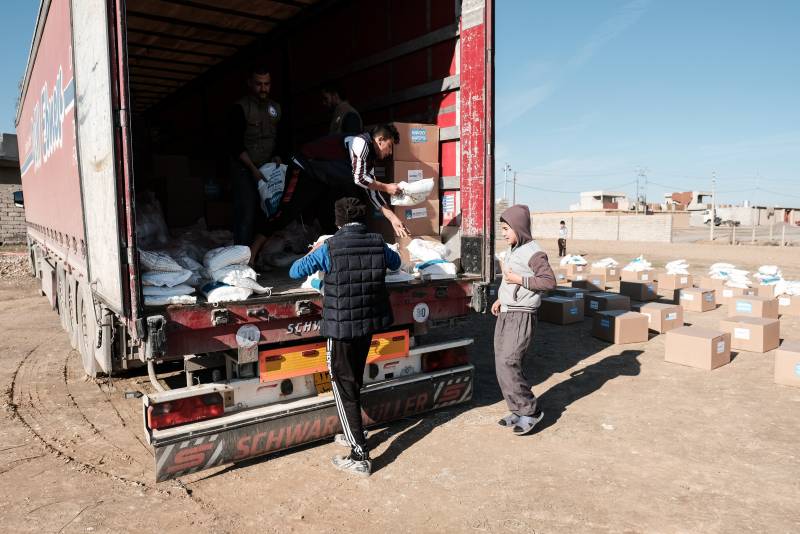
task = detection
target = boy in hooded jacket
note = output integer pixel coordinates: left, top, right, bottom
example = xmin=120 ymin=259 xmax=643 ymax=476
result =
xmin=492 ymin=205 xmax=557 ymax=435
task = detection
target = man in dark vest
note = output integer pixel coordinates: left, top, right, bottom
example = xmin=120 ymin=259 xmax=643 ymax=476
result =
xmin=227 ymin=65 xmax=282 ymax=248
xmin=289 ymin=197 xmax=401 ymax=477
xmin=322 ymin=83 xmax=363 ymax=135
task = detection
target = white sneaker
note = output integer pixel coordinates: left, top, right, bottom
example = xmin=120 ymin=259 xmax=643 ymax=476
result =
xmin=331 ymin=454 xmax=371 ymax=477
xmin=513 ymin=411 xmax=544 ymax=436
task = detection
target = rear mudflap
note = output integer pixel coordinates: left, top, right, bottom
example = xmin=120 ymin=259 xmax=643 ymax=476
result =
xmin=151 ymin=365 xmax=474 ymax=482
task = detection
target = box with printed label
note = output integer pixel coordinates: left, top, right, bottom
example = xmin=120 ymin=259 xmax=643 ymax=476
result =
xmin=665 ymin=326 xmax=731 ymax=370
xmin=728 ymin=295 xmax=779 ymax=319
xmin=554 ymin=267 xmax=571 ymax=285
xmin=441 ymin=190 xmax=459 ymax=226
xmin=633 ymin=302 xmax=684 ymax=333
xmin=553 ymin=287 xmax=586 ymax=300
xmin=390 ymin=122 xmax=439 ymax=162
xmin=572 ymin=274 xmax=606 ymax=292
xmin=592 ymin=310 xmax=649 ymax=344
xmin=777 ymin=294 xmax=800 ymax=316
xmin=699 ymin=276 xmax=726 ymax=292
xmin=680 ymin=288 xmax=716 ymax=312
xmin=774 ymin=341 xmax=800 ymax=387
xmin=584 ymin=292 xmax=630 ymax=317
xmin=621 ymin=270 xmax=653 ymax=282
xmin=592 ymin=265 xmax=620 ymax=282
xmin=757 ymin=284 xmax=776 ymax=298
xmin=565 ymin=264 xmax=587 ymax=278
xmin=539 ymin=296 xmax=584 ymax=325
xmin=620 ymin=281 xmax=658 ymax=302
xmin=659 ymin=273 xmax=693 ymax=291
xmin=718 ymin=286 xmax=756 ymax=306
xmin=396 ymin=202 xmax=440 ymax=236
xmin=720 ymin=316 xmax=780 ymax=353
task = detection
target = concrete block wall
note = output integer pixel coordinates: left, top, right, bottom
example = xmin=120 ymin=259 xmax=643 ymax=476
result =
xmin=618 ymin=214 xmax=672 ymax=242
xmin=0 ymin=184 xmax=26 ymax=245
xmin=529 ymin=213 xmax=673 ymax=243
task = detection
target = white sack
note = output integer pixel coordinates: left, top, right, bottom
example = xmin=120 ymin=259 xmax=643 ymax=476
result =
xmin=139 ymin=249 xmax=184 ymax=272
xmin=665 ymin=259 xmax=690 ymax=275
xmin=592 ymin=257 xmax=619 ymax=268
xmin=145 ymin=294 xmax=197 ymax=306
xmin=202 ymin=282 xmax=253 ymax=304
xmin=386 ymin=270 xmax=415 ymax=283
xmin=391 ymin=179 xmax=435 ymax=206
xmin=142 ymin=268 xmax=193 ymax=288
xmin=416 ymin=260 xmax=457 ymax=280
xmin=407 ymin=238 xmax=447 ymax=263
xmin=623 ymin=255 xmax=653 ymax=272
xmin=204 ymin=245 xmax=251 ymax=272
xmin=211 ymin=264 xmax=272 ymax=295
xmin=142 ymin=284 xmax=195 ymax=297
xmin=257 ymin=163 xmax=288 ymax=218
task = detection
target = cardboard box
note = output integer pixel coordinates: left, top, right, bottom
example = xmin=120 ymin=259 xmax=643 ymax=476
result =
xmin=572 ymin=274 xmax=606 ymax=292
xmin=394 ymin=235 xmax=442 ymax=265
xmin=757 ymin=284 xmax=776 ymax=298
xmin=539 ymin=296 xmax=584 ymax=325
xmin=396 ymin=203 xmax=440 ymax=236
xmin=665 ymin=327 xmax=731 ymax=370
xmin=680 ymin=288 xmax=716 ymax=312
xmin=777 ymin=294 xmax=800 ymax=316
xmin=592 ymin=265 xmax=620 ymax=282
xmin=553 ymin=287 xmax=587 ymax=300
xmin=719 ymin=316 xmax=780 ymax=353
xmin=659 ymin=273 xmax=693 ymax=291
xmin=774 ymin=341 xmax=800 ymax=387
xmin=728 ymin=295 xmax=779 ymax=319
xmin=621 ymin=270 xmax=653 ymax=282
xmin=633 ymin=302 xmax=684 ymax=333
xmin=584 ymin=292 xmax=630 ymax=317
xmin=718 ymin=286 xmax=756 ymax=306
xmin=390 ymin=123 xmax=439 ymax=162
xmin=699 ymin=276 xmax=726 ymax=292
xmin=565 ymin=264 xmax=588 ymax=278
xmin=554 ymin=268 xmax=570 ymax=285
xmin=592 ymin=310 xmax=649 ymax=344
xmin=377 ymin=160 xmax=441 ymax=236
xmin=620 ymin=281 xmax=658 ymax=302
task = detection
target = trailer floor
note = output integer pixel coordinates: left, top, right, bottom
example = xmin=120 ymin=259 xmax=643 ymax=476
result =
xmin=2 ymin=245 xmax=800 ymax=533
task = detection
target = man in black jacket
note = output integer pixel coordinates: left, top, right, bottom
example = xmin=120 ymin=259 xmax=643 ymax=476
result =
xmin=289 ymin=197 xmax=401 ymax=476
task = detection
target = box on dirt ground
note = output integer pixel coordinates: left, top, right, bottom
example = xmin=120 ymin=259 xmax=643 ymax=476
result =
xmin=621 ymin=270 xmax=653 ymax=282
xmin=719 ymin=286 xmax=757 ymax=306
xmin=539 ymin=296 xmax=584 ymax=325
xmin=620 ymin=281 xmax=658 ymax=302
xmin=729 ymin=295 xmax=779 ymax=319
xmin=553 ymin=287 xmax=587 ymax=300
xmin=573 ymin=274 xmax=606 ymax=292
xmin=665 ymin=327 xmax=731 ymax=370
xmin=592 ymin=310 xmax=649 ymax=344
xmin=592 ymin=265 xmax=620 ymax=282
xmin=777 ymin=294 xmax=800 ymax=316
xmin=584 ymin=292 xmax=630 ymax=317
xmin=680 ymin=288 xmax=716 ymax=312
xmin=699 ymin=276 xmax=726 ymax=292
xmin=774 ymin=341 xmax=800 ymax=387
xmin=554 ymin=267 xmax=570 ymax=285
xmin=565 ymin=264 xmax=588 ymax=278
xmin=757 ymin=284 xmax=776 ymax=298
xmin=659 ymin=273 xmax=692 ymax=290
xmin=633 ymin=302 xmax=684 ymax=333
xmin=720 ymin=316 xmax=780 ymax=353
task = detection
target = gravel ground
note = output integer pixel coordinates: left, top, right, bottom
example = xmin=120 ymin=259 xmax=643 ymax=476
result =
xmin=0 ymin=253 xmax=29 ymax=281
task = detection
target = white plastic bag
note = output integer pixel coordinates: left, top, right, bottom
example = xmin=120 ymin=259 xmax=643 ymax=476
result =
xmin=257 ymin=163 xmax=288 ymax=218
xmin=592 ymin=257 xmax=618 ymax=268
xmin=300 ymin=235 xmax=333 ymax=294
xmin=139 ymin=250 xmax=184 ymax=272
xmin=390 ymin=179 xmax=434 ymax=206
xmin=559 ymin=254 xmax=587 ymax=266
xmin=210 ymin=264 xmax=272 ymax=295
xmin=204 ymin=245 xmax=251 ymax=272
xmin=416 ymin=259 xmax=457 ymax=280
xmin=142 ymin=268 xmax=193 ymax=287
xmin=665 ymin=259 xmax=690 ymax=275
xmin=386 ymin=270 xmax=415 ymax=283
xmin=407 ymin=238 xmax=447 ymax=263
xmin=202 ymin=281 xmax=253 ymax=304
xmin=145 ymin=294 xmax=197 ymax=306
xmin=623 ymin=255 xmax=653 ymax=272
xmin=142 ymin=284 xmax=195 ymax=297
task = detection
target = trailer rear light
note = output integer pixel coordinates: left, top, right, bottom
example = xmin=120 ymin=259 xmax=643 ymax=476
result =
xmin=422 ymin=346 xmax=469 ymax=372
xmin=147 ymin=392 xmax=224 ymax=430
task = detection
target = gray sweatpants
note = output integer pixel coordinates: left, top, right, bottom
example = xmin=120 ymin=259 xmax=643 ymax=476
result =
xmin=494 ymin=311 xmax=538 ymax=417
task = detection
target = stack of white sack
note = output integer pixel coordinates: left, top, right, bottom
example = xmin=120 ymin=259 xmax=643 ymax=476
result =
xmin=622 ymin=255 xmax=653 ymax=272
xmin=407 ymin=238 xmax=456 ymax=280
xmin=592 ymin=257 xmax=618 ymax=268
xmin=385 ymin=243 xmax=414 ymax=283
xmin=300 ymin=235 xmax=333 ymax=294
xmin=665 ymin=259 xmax=690 ymax=275
xmin=707 ymin=262 xmax=751 ymax=288
xmin=390 ymin=179 xmax=434 ymax=206
xmin=774 ymin=280 xmax=800 ymax=297
xmin=754 ymin=265 xmax=783 ymax=286
xmin=708 ymin=263 xmax=736 ymax=279
xmin=202 ymin=246 xmax=272 ymax=304
xmin=139 ymin=250 xmax=198 ymax=306
xmin=560 ymin=254 xmax=587 ymax=267
xmin=257 ymin=220 xmax=320 ymax=268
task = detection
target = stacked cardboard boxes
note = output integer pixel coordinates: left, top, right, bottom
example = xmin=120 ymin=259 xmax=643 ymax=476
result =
xmin=621 ymin=270 xmax=653 ymax=282
xmin=659 ymin=273 xmax=693 ymax=291
xmin=777 ymin=294 xmax=800 ymax=316
xmin=539 ymin=296 xmax=584 ymax=325
xmin=633 ymin=302 xmax=684 ymax=333
xmin=584 ymin=292 xmax=630 ymax=317
xmin=680 ymin=288 xmax=716 ymax=312
xmin=728 ymin=295 xmax=779 ymax=319
xmin=592 ymin=265 xmax=620 ymax=282
xmin=620 ymin=281 xmax=658 ymax=302
xmin=573 ymin=275 xmax=606 ymax=292
xmin=775 ymin=341 xmax=800 ymax=387
xmin=718 ymin=286 xmax=756 ymax=306
xmin=553 ymin=287 xmax=587 ymax=300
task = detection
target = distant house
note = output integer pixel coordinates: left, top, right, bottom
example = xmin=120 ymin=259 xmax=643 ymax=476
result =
xmin=1 ymin=133 xmax=25 ymax=245
xmin=570 ymin=191 xmax=630 ymax=211
xmin=662 ymin=191 xmax=712 ymax=211
xmin=0 ymin=133 xmax=20 ymax=185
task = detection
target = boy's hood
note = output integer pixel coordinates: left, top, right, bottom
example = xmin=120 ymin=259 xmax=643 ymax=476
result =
xmin=500 ymin=205 xmax=532 ymax=247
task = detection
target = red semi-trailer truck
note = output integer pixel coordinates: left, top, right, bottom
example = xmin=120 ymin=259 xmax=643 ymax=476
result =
xmin=16 ymin=0 xmax=494 ymax=481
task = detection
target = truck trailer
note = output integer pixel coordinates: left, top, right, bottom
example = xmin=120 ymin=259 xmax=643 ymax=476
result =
xmin=16 ymin=0 xmax=495 ymax=481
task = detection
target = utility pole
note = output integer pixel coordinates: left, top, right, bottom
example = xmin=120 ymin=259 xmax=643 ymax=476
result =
xmin=502 ymin=162 xmax=511 ymax=201
xmin=709 ymin=171 xmax=716 ymax=242
xmin=512 ymin=171 xmax=517 ymax=205
xmin=637 ymin=168 xmax=647 ymax=214
xmin=635 ymin=169 xmax=640 ymax=214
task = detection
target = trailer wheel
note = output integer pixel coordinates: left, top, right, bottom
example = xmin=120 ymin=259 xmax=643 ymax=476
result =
xmin=77 ymin=283 xmax=98 ymax=378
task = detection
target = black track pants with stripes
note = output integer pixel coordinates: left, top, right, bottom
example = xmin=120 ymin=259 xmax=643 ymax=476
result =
xmin=327 ymin=336 xmax=371 ymax=460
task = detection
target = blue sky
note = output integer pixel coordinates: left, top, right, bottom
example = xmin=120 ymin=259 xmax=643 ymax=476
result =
xmin=1 ymin=1 xmax=798 ymax=209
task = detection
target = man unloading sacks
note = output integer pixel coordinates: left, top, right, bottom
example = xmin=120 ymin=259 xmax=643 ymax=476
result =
xmin=288 ymin=197 xmax=401 ymax=476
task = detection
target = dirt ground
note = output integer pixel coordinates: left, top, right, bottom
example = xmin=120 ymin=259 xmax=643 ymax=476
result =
xmin=2 ymin=240 xmax=800 ymax=533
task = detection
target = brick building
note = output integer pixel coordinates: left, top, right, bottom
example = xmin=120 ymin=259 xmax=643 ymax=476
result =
xmin=0 ymin=133 xmax=25 ymax=245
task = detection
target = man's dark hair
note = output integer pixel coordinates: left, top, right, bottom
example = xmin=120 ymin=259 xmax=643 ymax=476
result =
xmin=249 ymin=64 xmax=271 ymax=78
xmin=560 ymin=220 xmax=565 ymax=225
xmin=372 ymin=123 xmax=400 ymax=144
xmin=321 ymin=82 xmax=346 ymax=100
xmin=335 ymin=197 xmax=367 ymax=226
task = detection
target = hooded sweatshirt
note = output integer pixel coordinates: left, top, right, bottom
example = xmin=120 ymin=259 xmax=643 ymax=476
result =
xmin=497 ymin=205 xmax=556 ymax=312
